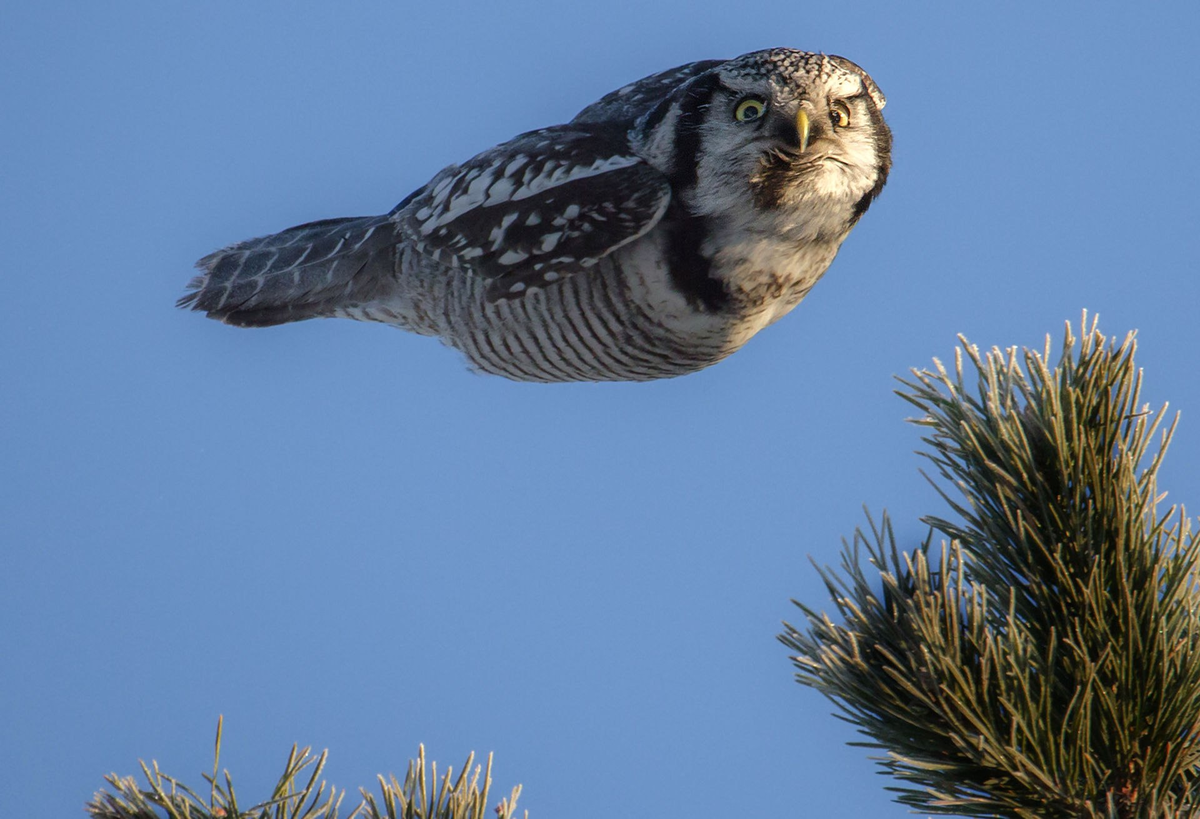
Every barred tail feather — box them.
[179,215,399,327]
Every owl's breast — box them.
[383,237,739,382]
[708,219,847,327]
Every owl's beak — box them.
[796,109,811,153]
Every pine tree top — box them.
[782,314,1200,819]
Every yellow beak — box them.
[796,109,811,153]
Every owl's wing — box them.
[394,125,671,302]
[570,59,725,125]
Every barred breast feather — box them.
[377,237,739,382]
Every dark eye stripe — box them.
[667,73,727,191]
[661,73,732,312]
[849,97,892,224]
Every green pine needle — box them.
[781,313,1200,819]
[85,717,524,819]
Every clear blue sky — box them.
[3,3,1199,817]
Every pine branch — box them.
[85,717,524,819]
[781,313,1200,818]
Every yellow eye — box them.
[830,100,851,128]
[734,98,766,122]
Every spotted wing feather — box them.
[570,59,725,125]
[394,126,671,302]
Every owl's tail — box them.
[178,215,400,327]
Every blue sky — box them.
[3,3,1199,817]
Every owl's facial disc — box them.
[630,49,889,223]
[697,49,891,218]
[748,89,891,218]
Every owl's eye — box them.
[734,98,767,122]
[830,100,851,128]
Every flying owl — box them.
[180,48,892,382]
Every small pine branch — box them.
[85,717,524,819]
[357,745,523,819]
[781,313,1200,818]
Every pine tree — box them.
[89,316,1200,818]
[781,315,1200,818]
[85,717,523,819]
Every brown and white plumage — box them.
[180,48,891,382]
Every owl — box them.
[180,48,891,382]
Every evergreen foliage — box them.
[89,316,1200,819]
[781,316,1200,818]
[86,718,523,819]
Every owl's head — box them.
[632,48,892,229]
